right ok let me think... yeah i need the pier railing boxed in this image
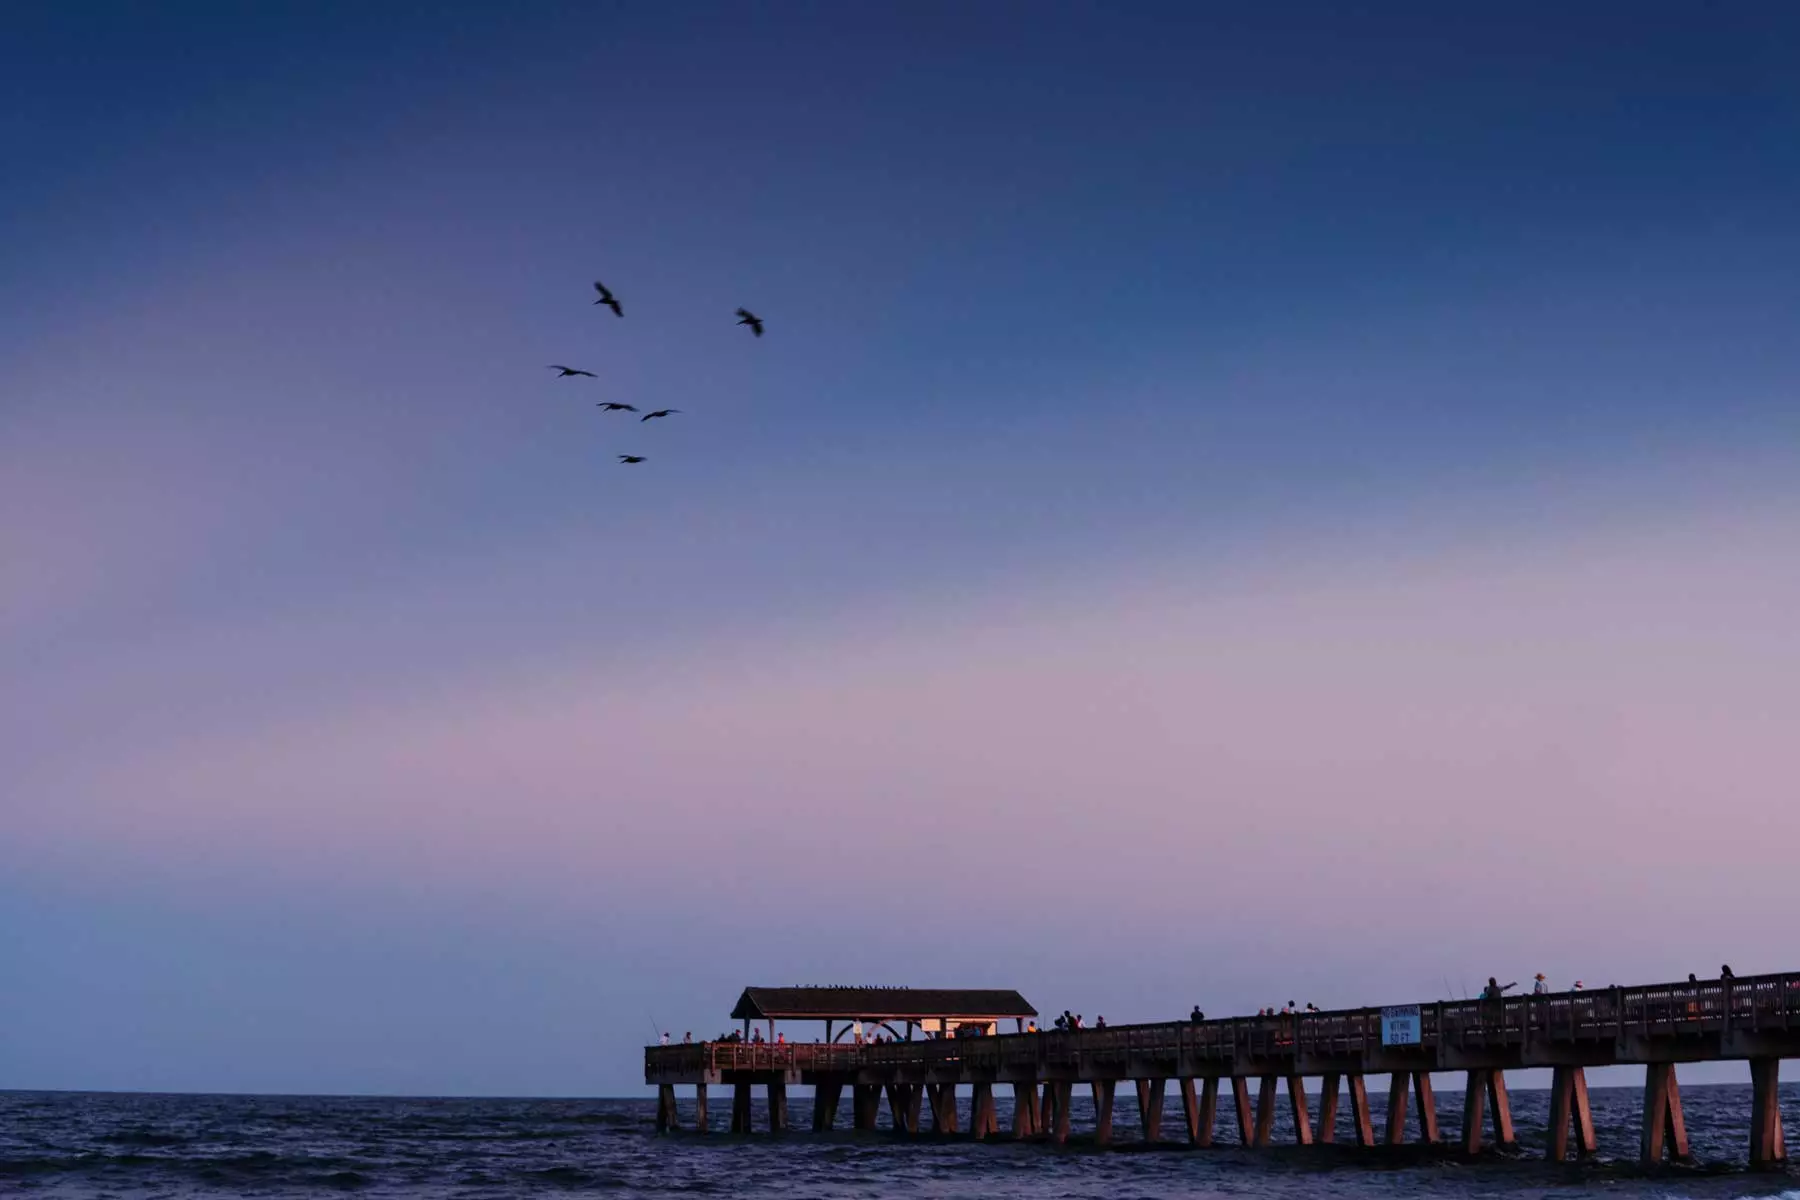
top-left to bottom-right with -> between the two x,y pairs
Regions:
652,970 -> 1800,1077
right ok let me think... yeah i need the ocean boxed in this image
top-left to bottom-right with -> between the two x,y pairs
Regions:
2,1085 -> 1796,1198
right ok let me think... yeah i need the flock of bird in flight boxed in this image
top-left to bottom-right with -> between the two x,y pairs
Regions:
548,280 -> 763,465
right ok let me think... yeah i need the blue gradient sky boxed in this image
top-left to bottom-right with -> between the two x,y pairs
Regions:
4,2 -> 1800,1096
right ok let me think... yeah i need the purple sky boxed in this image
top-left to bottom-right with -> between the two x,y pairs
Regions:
4,1 -> 1800,1096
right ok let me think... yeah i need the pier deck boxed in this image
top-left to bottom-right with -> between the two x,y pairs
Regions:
646,971 -> 1799,1166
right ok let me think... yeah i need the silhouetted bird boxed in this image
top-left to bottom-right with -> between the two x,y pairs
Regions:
618,455 -> 646,464
549,365 -> 596,377
640,408 -> 680,422
596,402 -> 639,412
736,307 -> 764,337
592,281 -> 623,317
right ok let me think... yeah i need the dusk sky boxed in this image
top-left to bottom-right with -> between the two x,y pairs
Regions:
5,1 -> 1799,1097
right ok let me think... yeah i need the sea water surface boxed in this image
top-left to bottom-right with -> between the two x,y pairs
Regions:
3,1086 -> 1797,1198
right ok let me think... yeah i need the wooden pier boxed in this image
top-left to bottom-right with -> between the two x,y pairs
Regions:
646,971 -> 1799,1168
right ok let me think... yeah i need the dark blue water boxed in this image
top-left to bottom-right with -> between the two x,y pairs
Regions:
2,1086 -> 1796,1198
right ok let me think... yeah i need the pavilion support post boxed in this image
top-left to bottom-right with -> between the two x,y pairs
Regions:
1253,1075 -> 1278,1147
767,1081 -> 788,1134
656,1084 -> 677,1133
694,1084 -> 708,1134
1012,1082 -> 1039,1138
1136,1078 -> 1165,1142
1092,1079 -> 1116,1145
1348,1074 -> 1375,1147
1751,1057 -> 1787,1168
1317,1073 -> 1341,1144
732,1082 -> 753,1134
1287,1075 -> 1313,1145
1486,1070 -> 1516,1150
1413,1071 -> 1440,1144
1231,1077 -> 1254,1146
1461,1069 -> 1487,1155
1385,1072 -> 1411,1145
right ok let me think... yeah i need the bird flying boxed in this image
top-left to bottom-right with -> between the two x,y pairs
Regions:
736,307 -> 764,337
549,365 -> 596,377
592,281 -> 623,317
617,455 -> 646,464
596,402 -> 639,412
640,408 -> 680,422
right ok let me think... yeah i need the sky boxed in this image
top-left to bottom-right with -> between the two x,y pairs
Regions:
3,1 -> 1799,1097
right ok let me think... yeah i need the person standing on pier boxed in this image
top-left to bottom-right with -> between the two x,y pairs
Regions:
1533,974 -> 1549,994
852,1019 -> 864,1044
1481,977 -> 1516,1000
1190,1006 -> 1205,1023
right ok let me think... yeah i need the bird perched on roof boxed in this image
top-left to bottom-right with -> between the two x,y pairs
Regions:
640,408 -> 680,422
735,307 -> 764,337
596,402 -> 639,412
592,281 -> 623,317
617,455 -> 646,464
549,365 -> 596,377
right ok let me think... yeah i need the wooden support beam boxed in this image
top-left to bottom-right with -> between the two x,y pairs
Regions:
1254,1075 -> 1278,1147
1197,1077 -> 1220,1148
694,1084 -> 708,1135
1348,1074 -> 1375,1147
1231,1077 -> 1253,1146
1546,1066 -> 1572,1162
853,1084 -> 881,1131
1641,1063 -> 1671,1164
1751,1057 -> 1787,1168
1092,1079 -> 1116,1145
1013,1082 -> 1039,1138
1570,1066 -> 1596,1157
971,1082 -> 998,1140
928,1083 -> 958,1135
1039,1083 -> 1054,1134
905,1085 -> 924,1138
1136,1078 -> 1166,1142
1663,1066 -> 1688,1161
767,1081 -> 788,1134
1413,1071 -> 1440,1145
1385,1071 -> 1411,1146
656,1084 -> 677,1133
1287,1076 -> 1313,1145
732,1082 -> 753,1135
1053,1082 -> 1073,1144
1486,1070 -> 1516,1150
1461,1069 -> 1486,1155
812,1081 -> 841,1131
1179,1078 -> 1200,1145
1317,1073 -> 1340,1145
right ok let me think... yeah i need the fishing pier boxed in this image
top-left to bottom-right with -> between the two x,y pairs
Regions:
645,974 -> 1800,1168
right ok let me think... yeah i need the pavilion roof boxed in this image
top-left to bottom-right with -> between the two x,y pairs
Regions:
730,986 -> 1036,1022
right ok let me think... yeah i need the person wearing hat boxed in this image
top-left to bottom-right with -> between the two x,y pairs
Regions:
1532,973 -> 1549,994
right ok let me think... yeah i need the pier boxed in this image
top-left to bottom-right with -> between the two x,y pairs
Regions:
645,972 -> 1799,1168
